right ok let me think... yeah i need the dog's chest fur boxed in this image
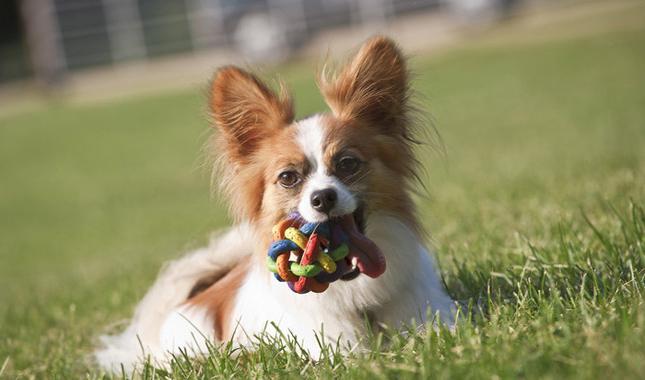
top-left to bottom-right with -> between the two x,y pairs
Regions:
160,214 -> 455,357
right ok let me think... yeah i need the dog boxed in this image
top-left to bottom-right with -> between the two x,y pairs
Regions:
96,36 -> 456,372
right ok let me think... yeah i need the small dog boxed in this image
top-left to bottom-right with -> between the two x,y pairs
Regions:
96,36 -> 456,372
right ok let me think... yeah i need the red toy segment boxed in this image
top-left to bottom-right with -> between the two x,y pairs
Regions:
293,233 -> 321,293
309,278 -> 329,293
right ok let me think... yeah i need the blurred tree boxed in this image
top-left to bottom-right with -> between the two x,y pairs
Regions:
0,0 -> 31,82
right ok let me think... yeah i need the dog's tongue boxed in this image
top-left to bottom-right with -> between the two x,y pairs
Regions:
339,215 -> 386,278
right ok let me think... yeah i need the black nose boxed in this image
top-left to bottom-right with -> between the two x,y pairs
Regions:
310,188 -> 337,214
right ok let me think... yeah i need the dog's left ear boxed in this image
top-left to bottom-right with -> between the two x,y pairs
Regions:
319,36 -> 409,130
210,66 -> 294,162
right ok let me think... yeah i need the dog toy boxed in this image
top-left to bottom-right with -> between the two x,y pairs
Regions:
266,213 -> 353,294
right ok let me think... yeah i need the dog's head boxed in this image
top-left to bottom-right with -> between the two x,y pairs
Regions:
210,37 -> 420,239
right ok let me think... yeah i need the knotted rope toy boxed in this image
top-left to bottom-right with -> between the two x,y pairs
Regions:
266,212 -> 386,294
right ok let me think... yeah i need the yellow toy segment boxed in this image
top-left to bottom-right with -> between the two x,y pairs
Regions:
318,253 -> 336,273
285,227 -> 308,249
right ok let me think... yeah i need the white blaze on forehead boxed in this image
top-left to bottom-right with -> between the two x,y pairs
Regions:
295,115 -> 357,222
295,114 -> 326,174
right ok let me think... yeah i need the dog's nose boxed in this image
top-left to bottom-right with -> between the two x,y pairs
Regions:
310,188 -> 337,214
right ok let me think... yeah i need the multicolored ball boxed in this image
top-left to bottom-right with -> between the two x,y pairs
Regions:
266,213 -> 350,294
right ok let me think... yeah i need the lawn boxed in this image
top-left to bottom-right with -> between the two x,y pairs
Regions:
1,2 -> 644,379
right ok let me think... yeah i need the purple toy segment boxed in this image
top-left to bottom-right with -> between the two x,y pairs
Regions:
287,211 -> 306,225
315,258 -> 349,282
331,223 -> 348,245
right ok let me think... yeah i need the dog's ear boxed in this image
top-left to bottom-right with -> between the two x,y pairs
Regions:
210,66 -> 294,161
318,36 -> 409,130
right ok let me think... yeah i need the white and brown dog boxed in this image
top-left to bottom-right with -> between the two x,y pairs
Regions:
96,36 -> 456,372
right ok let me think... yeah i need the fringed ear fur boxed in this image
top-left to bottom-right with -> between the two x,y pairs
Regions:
209,66 -> 294,221
318,36 -> 410,131
210,66 -> 294,161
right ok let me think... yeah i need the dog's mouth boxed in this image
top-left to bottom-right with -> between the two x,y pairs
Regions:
352,205 -> 367,235
280,206 -> 386,284
333,206 -> 386,280
338,206 -> 366,280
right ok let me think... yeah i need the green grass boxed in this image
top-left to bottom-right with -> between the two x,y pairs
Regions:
1,3 -> 644,379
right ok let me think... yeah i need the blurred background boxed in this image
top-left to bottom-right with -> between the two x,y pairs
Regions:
1,0 -> 522,103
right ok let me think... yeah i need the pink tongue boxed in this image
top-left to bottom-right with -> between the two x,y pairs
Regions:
339,215 -> 386,278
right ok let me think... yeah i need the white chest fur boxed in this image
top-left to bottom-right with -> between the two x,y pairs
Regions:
228,214 -> 456,356
98,217 -> 456,371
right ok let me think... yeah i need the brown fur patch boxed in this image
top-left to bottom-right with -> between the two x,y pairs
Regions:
320,115 -> 421,234
316,37 -> 421,234
209,67 -> 295,222
187,256 -> 251,341
256,127 -> 308,222
210,66 -> 293,160
318,36 -> 410,131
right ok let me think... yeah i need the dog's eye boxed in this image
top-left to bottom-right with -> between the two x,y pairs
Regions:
336,156 -> 361,176
278,171 -> 301,188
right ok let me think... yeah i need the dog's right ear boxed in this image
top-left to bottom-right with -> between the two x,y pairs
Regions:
210,66 -> 294,161
318,37 -> 409,133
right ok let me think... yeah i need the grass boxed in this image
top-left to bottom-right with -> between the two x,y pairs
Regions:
1,2 -> 644,378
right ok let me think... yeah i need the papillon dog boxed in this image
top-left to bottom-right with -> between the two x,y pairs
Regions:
96,36 -> 457,372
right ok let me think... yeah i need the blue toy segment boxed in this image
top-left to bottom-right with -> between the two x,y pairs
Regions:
299,223 -> 317,235
299,222 -> 331,239
274,273 -> 285,282
268,239 -> 299,260
316,223 -> 331,239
